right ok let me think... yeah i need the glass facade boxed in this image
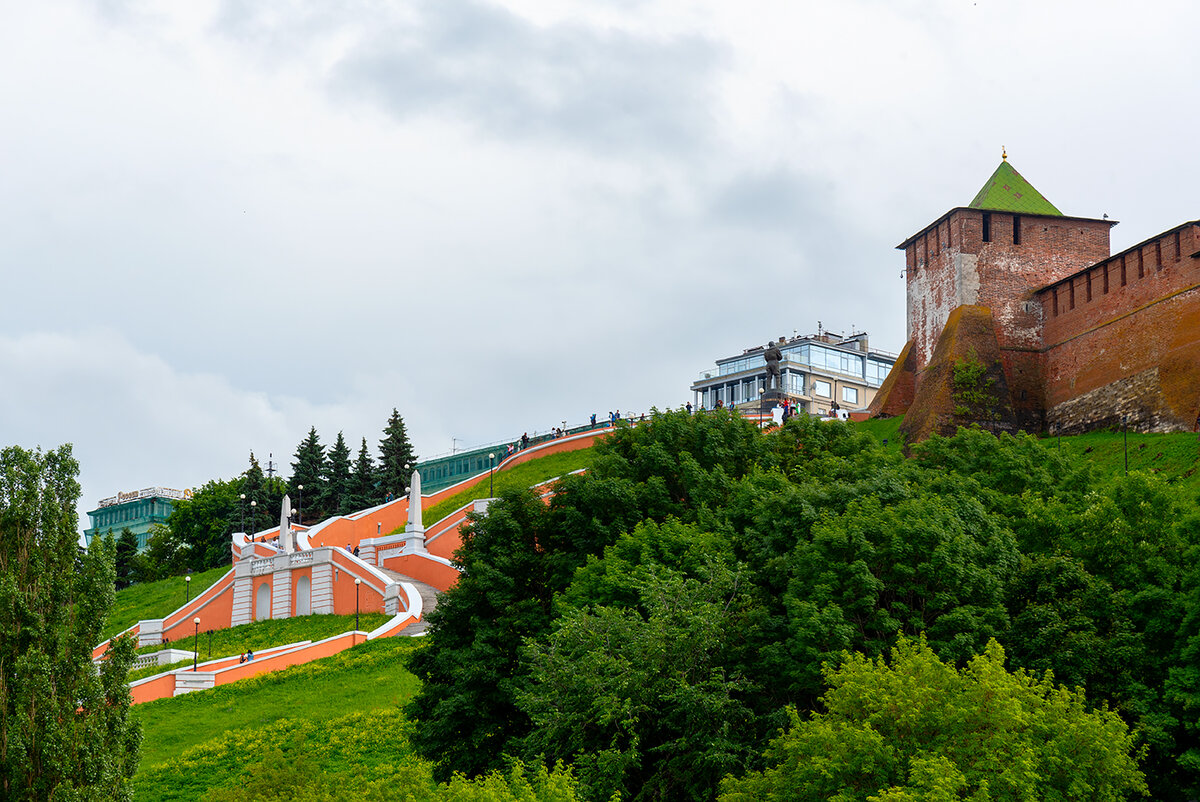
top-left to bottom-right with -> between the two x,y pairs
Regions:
693,334 -> 897,413
84,496 -> 179,551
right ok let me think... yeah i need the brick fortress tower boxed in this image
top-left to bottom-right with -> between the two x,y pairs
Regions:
871,152 -> 1200,440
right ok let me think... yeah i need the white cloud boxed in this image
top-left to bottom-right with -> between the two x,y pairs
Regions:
3,0 -> 1200,538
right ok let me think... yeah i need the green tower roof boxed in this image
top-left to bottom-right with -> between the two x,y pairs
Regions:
968,157 -> 1063,216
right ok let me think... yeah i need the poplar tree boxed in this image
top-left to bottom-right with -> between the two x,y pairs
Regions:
325,432 -> 353,515
0,444 -> 141,799
378,409 -> 417,502
289,427 -> 326,524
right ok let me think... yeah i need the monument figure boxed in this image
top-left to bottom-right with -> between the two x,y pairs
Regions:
764,341 -> 782,392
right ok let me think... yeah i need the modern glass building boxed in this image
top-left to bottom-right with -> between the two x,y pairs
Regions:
690,330 -> 897,416
84,487 -> 192,551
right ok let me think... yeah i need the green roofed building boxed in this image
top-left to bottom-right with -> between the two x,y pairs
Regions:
967,152 -> 1063,216
877,150 -> 1200,442
84,486 -> 192,551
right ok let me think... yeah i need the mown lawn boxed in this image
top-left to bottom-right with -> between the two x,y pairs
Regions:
132,636 -> 423,775
851,416 -> 1200,492
105,566 -> 228,641
126,613 -> 392,682
419,446 -> 597,529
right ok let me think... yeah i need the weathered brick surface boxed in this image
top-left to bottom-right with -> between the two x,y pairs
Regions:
893,203 -> 1200,437
1039,223 -> 1200,432
900,305 -> 1016,444
904,209 -> 1112,372
867,339 -> 917,417
1047,368 -> 1177,435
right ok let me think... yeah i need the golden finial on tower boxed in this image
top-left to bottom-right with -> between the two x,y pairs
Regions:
1002,146 -> 1008,161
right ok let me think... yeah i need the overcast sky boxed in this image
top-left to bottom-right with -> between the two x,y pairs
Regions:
3,0 -> 1198,529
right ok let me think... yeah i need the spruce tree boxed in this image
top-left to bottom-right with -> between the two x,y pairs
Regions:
289,427 -> 326,524
349,437 -> 378,512
325,431 -> 353,515
0,444 -> 141,798
378,409 -> 417,502
114,527 -> 140,590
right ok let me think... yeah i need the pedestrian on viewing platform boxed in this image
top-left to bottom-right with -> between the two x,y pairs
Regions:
686,402 -> 692,414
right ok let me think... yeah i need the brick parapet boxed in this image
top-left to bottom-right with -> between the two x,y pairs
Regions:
904,209 -> 1111,372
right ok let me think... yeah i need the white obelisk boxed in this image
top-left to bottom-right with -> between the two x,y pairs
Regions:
278,495 -> 294,553
402,471 -> 426,552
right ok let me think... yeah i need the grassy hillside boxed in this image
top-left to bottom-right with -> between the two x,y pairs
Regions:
104,566 -> 227,641
126,613 -> 391,682
852,416 -> 1200,492
132,637 -> 422,785
419,445 -> 596,528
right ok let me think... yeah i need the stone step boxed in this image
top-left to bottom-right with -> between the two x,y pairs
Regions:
377,569 -> 441,636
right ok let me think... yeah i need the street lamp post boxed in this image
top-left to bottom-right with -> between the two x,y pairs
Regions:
185,573 -> 191,604
297,484 -> 304,526
250,500 -> 257,536
192,617 -> 200,671
354,578 -> 361,631
240,493 -> 246,533
488,453 -> 496,497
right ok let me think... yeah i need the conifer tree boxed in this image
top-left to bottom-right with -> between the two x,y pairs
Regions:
325,432 -> 353,515
114,527 -> 140,590
349,437 -> 378,512
378,409 -> 417,502
0,444 -> 141,798
242,452 -> 267,535
289,427 -> 326,524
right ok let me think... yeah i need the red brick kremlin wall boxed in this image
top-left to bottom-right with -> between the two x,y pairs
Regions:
1038,222 -> 1200,433
903,208 -> 1113,429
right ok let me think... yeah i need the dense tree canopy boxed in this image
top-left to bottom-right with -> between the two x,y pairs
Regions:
719,636 -> 1146,801
408,409 -> 1200,799
0,444 -> 140,800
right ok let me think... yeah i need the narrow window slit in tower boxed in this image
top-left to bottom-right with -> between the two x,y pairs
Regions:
1138,249 -> 1145,278
1012,215 -> 1021,245
1102,264 -> 1109,294
1120,256 -> 1127,287
1156,241 -> 1163,269
982,212 -> 991,243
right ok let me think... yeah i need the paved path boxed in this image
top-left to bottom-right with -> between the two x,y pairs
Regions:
379,568 -> 441,636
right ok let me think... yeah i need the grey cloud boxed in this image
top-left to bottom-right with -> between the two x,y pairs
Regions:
323,0 -> 724,154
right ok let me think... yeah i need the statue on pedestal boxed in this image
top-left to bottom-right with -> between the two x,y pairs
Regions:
764,341 -> 782,392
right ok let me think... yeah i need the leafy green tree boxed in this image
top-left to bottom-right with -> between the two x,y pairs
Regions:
521,567 -> 756,801
166,477 -> 242,570
719,635 -> 1146,801
325,431 -> 353,515
378,409 -> 417,501
142,523 -> 189,581
0,444 -> 141,800
290,427 -> 326,524
348,437 -> 378,513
